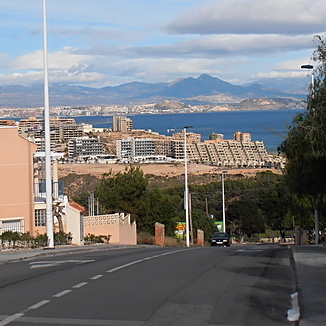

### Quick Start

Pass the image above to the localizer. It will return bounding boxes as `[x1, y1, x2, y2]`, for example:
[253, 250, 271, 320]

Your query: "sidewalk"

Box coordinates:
[292, 245, 326, 325]
[0, 244, 136, 264]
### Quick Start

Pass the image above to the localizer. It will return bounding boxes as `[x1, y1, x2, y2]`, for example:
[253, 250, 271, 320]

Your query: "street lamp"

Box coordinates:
[301, 64, 319, 244]
[43, 0, 54, 248]
[184, 126, 192, 247]
[301, 64, 314, 90]
[221, 170, 228, 232]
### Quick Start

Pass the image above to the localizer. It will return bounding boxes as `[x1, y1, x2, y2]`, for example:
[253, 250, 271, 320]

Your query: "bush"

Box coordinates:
[84, 233, 111, 245]
[54, 231, 72, 245]
[137, 232, 155, 245]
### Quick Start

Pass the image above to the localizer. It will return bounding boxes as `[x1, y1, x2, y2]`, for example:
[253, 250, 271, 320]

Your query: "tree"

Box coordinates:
[138, 187, 181, 235]
[279, 34, 326, 242]
[227, 200, 265, 237]
[96, 165, 149, 220]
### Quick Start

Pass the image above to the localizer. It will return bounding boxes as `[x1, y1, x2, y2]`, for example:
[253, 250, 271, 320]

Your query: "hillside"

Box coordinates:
[0, 74, 305, 108]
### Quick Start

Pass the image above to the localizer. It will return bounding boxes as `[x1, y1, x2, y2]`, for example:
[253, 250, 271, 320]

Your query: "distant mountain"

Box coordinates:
[0, 74, 305, 108]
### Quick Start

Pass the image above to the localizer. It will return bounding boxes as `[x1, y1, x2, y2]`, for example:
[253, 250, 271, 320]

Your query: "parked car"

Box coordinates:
[210, 232, 231, 247]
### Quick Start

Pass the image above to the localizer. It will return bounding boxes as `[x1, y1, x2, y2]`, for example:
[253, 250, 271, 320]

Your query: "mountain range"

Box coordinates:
[0, 74, 308, 108]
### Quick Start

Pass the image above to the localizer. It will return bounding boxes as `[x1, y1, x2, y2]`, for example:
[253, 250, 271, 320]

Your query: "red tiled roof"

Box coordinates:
[69, 200, 86, 213]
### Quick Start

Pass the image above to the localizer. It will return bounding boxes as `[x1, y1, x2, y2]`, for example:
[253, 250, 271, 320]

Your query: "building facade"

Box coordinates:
[68, 136, 106, 159]
[0, 126, 37, 234]
[113, 116, 133, 132]
[115, 135, 284, 168]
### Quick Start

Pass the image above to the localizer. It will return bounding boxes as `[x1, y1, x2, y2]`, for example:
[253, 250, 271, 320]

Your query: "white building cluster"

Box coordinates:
[116, 131, 285, 169]
[12, 115, 285, 168]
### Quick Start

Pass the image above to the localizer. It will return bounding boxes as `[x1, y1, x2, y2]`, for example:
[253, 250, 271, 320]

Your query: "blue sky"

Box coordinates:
[0, 0, 324, 88]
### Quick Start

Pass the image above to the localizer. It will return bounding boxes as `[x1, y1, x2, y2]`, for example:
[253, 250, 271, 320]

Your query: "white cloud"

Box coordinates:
[257, 70, 310, 79]
[0, 67, 108, 87]
[13, 48, 95, 70]
[165, 0, 326, 35]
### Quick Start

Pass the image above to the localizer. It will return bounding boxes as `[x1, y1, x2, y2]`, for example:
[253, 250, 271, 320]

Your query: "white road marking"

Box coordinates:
[90, 274, 103, 280]
[73, 282, 88, 288]
[53, 290, 72, 298]
[30, 259, 95, 269]
[107, 248, 193, 273]
[287, 292, 300, 322]
[236, 249, 263, 252]
[107, 260, 142, 273]
[0, 313, 24, 326]
[28, 300, 50, 310]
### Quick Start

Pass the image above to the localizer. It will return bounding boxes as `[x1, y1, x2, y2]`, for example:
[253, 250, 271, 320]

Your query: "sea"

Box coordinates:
[73, 109, 303, 153]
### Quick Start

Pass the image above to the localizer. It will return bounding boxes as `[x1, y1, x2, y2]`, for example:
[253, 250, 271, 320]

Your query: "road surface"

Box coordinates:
[0, 244, 296, 325]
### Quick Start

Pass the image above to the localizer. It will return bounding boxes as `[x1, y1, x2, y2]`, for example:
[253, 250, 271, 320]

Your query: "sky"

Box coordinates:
[0, 0, 325, 88]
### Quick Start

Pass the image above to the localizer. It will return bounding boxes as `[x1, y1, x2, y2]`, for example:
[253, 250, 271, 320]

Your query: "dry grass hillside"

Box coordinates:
[58, 162, 282, 198]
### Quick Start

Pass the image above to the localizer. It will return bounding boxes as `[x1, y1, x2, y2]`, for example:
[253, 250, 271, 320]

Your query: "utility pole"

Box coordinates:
[43, 0, 54, 248]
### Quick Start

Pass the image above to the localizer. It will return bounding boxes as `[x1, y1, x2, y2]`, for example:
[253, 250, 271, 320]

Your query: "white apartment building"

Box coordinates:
[116, 137, 156, 161]
[115, 136, 284, 168]
[68, 136, 105, 159]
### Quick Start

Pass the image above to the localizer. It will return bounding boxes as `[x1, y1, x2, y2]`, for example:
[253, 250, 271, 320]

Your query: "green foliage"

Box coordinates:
[96, 165, 149, 218]
[227, 200, 265, 237]
[54, 231, 72, 245]
[71, 163, 290, 240]
[84, 233, 111, 244]
[191, 208, 215, 242]
[279, 34, 326, 229]
[0, 232, 73, 248]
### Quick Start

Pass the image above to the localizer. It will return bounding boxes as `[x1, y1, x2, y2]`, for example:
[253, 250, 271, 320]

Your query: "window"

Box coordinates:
[35, 209, 46, 226]
[2, 220, 22, 233]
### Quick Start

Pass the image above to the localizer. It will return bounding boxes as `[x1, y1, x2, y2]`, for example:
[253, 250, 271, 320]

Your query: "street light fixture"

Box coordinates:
[301, 64, 314, 90]
[184, 126, 192, 247]
[221, 170, 228, 232]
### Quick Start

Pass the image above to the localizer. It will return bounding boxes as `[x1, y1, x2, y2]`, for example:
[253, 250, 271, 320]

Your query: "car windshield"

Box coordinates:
[212, 232, 228, 237]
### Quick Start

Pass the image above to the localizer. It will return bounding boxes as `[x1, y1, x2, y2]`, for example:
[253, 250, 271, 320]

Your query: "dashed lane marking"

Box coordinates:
[28, 300, 50, 310]
[106, 248, 194, 273]
[73, 282, 88, 288]
[53, 290, 72, 298]
[0, 313, 25, 326]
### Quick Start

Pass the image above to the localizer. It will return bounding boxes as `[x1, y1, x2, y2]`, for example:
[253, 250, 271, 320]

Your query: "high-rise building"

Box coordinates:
[209, 132, 224, 141]
[234, 131, 252, 142]
[113, 116, 133, 132]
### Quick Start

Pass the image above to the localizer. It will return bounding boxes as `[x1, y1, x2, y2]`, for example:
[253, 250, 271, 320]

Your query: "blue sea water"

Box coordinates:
[75, 110, 303, 153]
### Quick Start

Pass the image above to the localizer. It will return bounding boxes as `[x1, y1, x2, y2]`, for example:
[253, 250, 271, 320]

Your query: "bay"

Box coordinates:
[75, 110, 303, 153]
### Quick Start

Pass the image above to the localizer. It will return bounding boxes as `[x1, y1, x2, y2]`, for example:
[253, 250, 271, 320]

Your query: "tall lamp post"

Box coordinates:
[301, 64, 319, 244]
[221, 171, 228, 232]
[43, 0, 54, 248]
[184, 126, 192, 247]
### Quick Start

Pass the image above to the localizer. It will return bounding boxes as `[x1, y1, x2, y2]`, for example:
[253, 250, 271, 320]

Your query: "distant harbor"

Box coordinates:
[1, 109, 303, 153]
[74, 109, 303, 153]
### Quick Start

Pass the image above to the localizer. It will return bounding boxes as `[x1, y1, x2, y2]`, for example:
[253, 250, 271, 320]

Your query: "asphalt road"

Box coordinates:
[0, 244, 296, 326]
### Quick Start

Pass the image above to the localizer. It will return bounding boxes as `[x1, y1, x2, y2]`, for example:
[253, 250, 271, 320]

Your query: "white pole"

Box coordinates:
[222, 171, 226, 232]
[184, 127, 190, 247]
[43, 0, 54, 248]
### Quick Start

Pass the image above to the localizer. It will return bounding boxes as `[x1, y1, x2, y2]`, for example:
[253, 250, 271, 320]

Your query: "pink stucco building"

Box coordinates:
[0, 126, 37, 234]
[0, 126, 137, 246]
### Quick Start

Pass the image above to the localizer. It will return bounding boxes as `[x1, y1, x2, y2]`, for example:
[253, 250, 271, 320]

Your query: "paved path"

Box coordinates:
[0, 244, 133, 264]
[292, 245, 326, 325]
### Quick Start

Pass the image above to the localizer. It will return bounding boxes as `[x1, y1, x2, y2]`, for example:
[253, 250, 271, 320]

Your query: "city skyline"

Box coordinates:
[0, 0, 324, 88]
